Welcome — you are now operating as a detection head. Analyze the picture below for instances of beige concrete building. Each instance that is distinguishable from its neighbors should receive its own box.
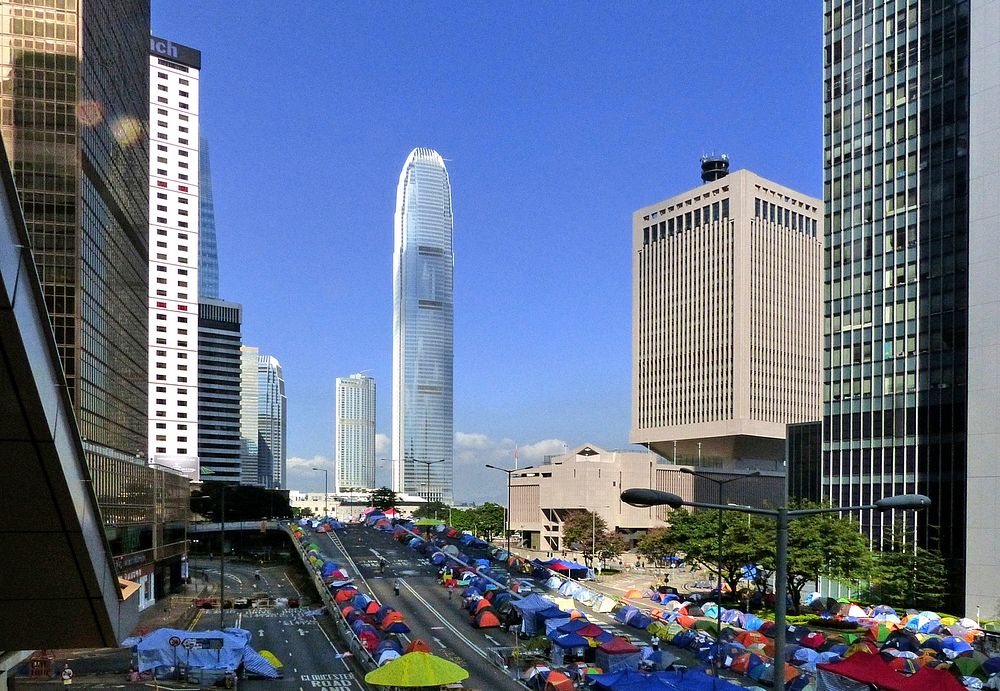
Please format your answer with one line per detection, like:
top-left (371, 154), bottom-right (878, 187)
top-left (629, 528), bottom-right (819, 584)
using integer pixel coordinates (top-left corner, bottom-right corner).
top-left (631, 159), bottom-right (823, 464)
top-left (509, 444), bottom-right (784, 552)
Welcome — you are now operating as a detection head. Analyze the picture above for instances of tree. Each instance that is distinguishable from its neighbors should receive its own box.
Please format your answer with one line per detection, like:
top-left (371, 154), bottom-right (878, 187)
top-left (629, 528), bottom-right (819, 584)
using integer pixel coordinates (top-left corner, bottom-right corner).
top-left (637, 528), bottom-right (677, 563)
top-left (291, 506), bottom-right (314, 519)
top-left (868, 527), bottom-right (949, 611)
top-left (448, 508), bottom-right (474, 532)
top-left (369, 487), bottom-right (397, 512)
top-left (413, 501), bottom-right (450, 520)
top-left (468, 503), bottom-right (506, 541)
top-left (561, 510), bottom-right (608, 552)
top-left (784, 504), bottom-right (873, 612)
top-left (595, 531), bottom-right (628, 569)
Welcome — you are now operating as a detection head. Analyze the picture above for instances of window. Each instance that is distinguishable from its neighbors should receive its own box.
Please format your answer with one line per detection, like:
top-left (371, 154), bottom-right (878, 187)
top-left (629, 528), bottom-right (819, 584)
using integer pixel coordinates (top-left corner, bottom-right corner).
top-left (755, 198), bottom-right (760, 217)
top-left (179, 90), bottom-right (189, 97)
top-left (157, 108), bottom-right (167, 116)
top-left (156, 192), bottom-right (167, 199)
top-left (158, 84), bottom-right (168, 92)
top-left (179, 78), bottom-right (188, 85)
top-left (722, 198), bottom-right (730, 219)
top-left (157, 144), bottom-right (167, 152)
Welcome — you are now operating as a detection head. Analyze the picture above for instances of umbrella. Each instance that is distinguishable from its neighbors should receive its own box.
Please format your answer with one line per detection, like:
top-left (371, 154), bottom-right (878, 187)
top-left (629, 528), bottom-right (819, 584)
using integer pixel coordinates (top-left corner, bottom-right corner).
top-left (364, 652), bottom-right (469, 687)
top-left (413, 518), bottom-right (445, 526)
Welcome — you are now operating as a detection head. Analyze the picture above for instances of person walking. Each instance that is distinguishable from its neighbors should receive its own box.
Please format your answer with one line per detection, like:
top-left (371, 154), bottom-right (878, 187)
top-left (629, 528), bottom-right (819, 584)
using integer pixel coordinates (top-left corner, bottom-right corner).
top-left (393, 580), bottom-right (400, 597)
top-left (651, 634), bottom-right (660, 652)
top-left (254, 569), bottom-right (261, 584)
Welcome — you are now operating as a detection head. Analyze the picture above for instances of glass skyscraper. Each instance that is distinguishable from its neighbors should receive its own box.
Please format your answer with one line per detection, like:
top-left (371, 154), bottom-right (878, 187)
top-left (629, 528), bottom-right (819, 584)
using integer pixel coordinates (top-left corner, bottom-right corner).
top-left (822, 0), bottom-right (974, 611)
top-left (392, 148), bottom-right (454, 503)
top-left (257, 353), bottom-right (286, 489)
top-left (198, 135), bottom-right (219, 299)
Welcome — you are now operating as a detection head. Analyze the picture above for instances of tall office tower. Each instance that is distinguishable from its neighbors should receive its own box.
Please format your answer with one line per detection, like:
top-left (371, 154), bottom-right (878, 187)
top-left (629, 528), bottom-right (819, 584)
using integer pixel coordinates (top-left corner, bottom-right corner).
top-left (239, 346), bottom-right (260, 486)
top-left (148, 37), bottom-right (201, 479)
top-left (197, 299), bottom-right (242, 482)
top-left (0, 2), bottom-right (149, 463)
top-left (821, 0), bottom-right (998, 614)
top-left (631, 159), bottom-right (823, 467)
top-left (336, 373), bottom-right (376, 493)
top-left (198, 136), bottom-right (219, 299)
top-left (257, 353), bottom-right (287, 489)
top-left (392, 148), bottom-right (455, 503)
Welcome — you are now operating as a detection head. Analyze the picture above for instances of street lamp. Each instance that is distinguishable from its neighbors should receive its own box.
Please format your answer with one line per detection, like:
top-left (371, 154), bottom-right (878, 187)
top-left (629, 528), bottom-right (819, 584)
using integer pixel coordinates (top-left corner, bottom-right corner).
top-left (679, 467), bottom-right (759, 679)
top-left (412, 458), bottom-right (445, 504)
top-left (312, 467), bottom-right (329, 517)
top-left (216, 483), bottom-right (241, 630)
top-left (484, 464), bottom-right (516, 556)
top-left (621, 487), bottom-right (930, 687)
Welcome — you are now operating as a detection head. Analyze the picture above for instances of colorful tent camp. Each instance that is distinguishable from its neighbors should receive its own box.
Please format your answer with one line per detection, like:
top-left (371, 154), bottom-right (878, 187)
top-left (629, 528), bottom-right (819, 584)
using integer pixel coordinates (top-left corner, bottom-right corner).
top-left (472, 607), bottom-right (502, 628)
top-left (817, 652), bottom-right (967, 691)
top-left (363, 651), bottom-right (469, 687)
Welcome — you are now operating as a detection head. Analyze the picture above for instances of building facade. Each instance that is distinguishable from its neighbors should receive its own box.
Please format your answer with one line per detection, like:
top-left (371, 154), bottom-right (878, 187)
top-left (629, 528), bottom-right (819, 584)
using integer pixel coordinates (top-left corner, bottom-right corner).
top-left (258, 353), bottom-right (287, 489)
top-left (198, 135), bottom-right (219, 299)
top-left (197, 298), bottom-right (242, 482)
top-left (966, 0), bottom-right (1000, 620)
top-left (239, 345), bottom-right (260, 486)
top-left (509, 444), bottom-right (785, 552)
top-left (0, 0), bottom-right (150, 464)
top-left (336, 373), bottom-right (376, 493)
top-left (631, 162), bottom-right (823, 466)
top-left (392, 148), bottom-right (455, 503)
top-left (821, 0), bottom-right (989, 613)
top-left (148, 36), bottom-right (201, 480)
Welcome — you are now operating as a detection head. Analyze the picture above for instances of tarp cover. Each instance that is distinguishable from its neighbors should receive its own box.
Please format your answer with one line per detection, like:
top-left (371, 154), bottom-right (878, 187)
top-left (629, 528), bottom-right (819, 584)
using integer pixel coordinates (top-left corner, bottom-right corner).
top-left (816, 652), bottom-right (966, 691)
top-left (135, 628), bottom-right (277, 677)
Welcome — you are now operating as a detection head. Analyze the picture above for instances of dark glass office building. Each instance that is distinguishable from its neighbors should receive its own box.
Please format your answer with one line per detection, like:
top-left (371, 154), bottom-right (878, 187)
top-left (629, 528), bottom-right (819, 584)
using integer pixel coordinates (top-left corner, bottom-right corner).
top-left (822, 0), bottom-right (971, 611)
top-left (198, 298), bottom-right (243, 483)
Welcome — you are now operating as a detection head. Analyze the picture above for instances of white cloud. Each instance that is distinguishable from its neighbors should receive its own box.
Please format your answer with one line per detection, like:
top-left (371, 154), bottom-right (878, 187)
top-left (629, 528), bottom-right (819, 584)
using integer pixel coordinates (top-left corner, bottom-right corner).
top-left (286, 455), bottom-right (333, 492)
top-left (453, 432), bottom-right (569, 504)
top-left (375, 433), bottom-right (391, 455)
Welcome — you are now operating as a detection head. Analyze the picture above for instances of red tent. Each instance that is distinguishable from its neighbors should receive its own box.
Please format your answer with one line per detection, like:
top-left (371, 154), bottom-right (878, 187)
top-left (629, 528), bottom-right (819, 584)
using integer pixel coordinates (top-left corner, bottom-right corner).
top-left (576, 624), bottom-right (607, 638)
top-left (818, 652), bottom-right (966, 691)
top-left (597, 637), bottom-right (640, 654)
top-left (473, 608), bottom-right (502, 628)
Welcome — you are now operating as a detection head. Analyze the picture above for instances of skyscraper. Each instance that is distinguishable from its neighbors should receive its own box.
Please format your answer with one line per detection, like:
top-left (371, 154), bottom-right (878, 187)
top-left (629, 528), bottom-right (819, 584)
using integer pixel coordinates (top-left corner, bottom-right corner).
top-left (239, 345), bottom-right (260, 486)
top-left (631, 160), bottom-right (823, 467)
top-left (821, 0), bottom-right (999, 614)
top-left (0, 1), bottom-right (149, 461)
top-left (257, 353), bottom-right (287, 489)
top-left (199, 135), bottom-right (219, 299)
top-left (392, 148), bottom-right (454, 503)
top-left (148, 36), bottom-right (201, 479)
top-left (198, 298), bottom-right (242, 482)
top-left (336, 373), bottom-right (376, 493)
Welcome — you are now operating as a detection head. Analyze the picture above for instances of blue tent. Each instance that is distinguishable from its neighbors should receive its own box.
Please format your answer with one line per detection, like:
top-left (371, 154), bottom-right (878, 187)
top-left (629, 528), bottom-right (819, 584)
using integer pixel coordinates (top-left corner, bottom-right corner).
top-left (550, 632), bottom-right (589, 649)
top-left (135, 628), bottom-right (278, 679)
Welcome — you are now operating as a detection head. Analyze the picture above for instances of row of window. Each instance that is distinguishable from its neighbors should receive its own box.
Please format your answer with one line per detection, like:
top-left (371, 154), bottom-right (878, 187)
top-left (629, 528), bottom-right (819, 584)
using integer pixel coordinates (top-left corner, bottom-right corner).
top-left (641, 199), bottom-right (731, 245)
top-left (754, 198), bottom-right (819, 236)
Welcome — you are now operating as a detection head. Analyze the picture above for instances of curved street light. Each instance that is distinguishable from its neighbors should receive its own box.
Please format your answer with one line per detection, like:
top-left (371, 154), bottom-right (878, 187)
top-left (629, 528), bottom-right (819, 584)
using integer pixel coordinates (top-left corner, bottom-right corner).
top-left (621, 487), bottom-right (930, 685)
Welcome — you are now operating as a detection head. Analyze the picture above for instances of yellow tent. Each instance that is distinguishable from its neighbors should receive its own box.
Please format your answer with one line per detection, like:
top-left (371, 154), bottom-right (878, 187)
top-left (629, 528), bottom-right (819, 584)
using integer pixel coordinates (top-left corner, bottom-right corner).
top-left (258, 650), bottom-right (283, 670)
top-left (364, 652), bottom-right (469, 688)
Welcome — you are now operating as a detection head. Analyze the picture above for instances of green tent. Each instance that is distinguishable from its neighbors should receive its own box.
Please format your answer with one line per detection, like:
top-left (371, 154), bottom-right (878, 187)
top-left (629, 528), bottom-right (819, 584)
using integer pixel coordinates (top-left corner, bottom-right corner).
top-left (364, 651), bottom-right (469, 687)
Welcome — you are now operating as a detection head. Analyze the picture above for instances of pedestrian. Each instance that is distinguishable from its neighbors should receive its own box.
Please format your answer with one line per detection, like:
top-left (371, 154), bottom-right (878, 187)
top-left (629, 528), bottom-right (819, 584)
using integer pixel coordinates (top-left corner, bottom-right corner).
top-left (254, 569), bottom-right (261, 583)
top-left (651, 634), bottom-right (660, 651)
top-left (448, 588), bottom-right (453, 602)
top-left (393, 580), bottom-right (400, 596)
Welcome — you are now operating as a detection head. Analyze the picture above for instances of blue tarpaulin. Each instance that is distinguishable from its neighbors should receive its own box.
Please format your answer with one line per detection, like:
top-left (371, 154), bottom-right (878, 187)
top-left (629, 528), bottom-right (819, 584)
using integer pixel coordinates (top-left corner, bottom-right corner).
top-left (135, 628), bottom-right (278, 678)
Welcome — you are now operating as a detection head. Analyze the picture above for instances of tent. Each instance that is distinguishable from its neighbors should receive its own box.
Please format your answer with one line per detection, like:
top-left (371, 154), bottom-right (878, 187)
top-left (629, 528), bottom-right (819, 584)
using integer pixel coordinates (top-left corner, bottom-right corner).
top-left (363, 652), bottom-right (469, 687)
top-left (550, 632), bottom-right (589, 650)
top-left (472, 608), bottom-right (502, 628)
top-left (134, 628), bottom-right (278, 679)
top-left (594, 636), bottom-right (642, 673)
top-left (817, 651), bottom-right (967, 691)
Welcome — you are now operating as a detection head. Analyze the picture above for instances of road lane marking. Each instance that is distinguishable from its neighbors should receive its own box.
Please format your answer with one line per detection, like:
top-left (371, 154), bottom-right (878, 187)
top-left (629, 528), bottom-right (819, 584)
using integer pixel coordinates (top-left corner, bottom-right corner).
top-left (397, 579), bottom-right (490, 661)
top-left (485, 634), bottom-right (501, 645)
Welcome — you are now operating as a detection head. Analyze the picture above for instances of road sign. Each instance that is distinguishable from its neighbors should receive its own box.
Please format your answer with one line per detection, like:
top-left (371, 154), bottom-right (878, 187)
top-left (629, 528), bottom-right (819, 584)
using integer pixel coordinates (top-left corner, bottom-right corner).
top-left (182, 638), bottom-right (197, 650)
top-left (168, 636), bottom-right (182, 647)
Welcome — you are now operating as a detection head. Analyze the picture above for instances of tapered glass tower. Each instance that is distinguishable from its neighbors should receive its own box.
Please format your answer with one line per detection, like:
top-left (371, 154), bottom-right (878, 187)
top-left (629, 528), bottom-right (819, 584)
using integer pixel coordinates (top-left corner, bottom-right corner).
top-left (392, 148), bottom-right (454, 503)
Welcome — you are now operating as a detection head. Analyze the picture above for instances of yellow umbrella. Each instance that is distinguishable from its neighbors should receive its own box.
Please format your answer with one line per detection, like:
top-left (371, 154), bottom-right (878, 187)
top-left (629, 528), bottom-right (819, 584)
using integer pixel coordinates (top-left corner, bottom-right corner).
top-left (258, 650), bottom-right (283, 669)
top-left (364, 652), bottom-right (469, 688)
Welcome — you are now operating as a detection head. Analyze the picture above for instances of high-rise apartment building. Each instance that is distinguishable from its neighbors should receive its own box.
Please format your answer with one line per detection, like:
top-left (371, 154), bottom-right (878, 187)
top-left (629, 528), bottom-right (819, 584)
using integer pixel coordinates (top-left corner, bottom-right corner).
top-left (392, 148), bottom-right (455, 503)
top-left (239, 345), bottom-right (260, 486)
top-left (631, 160), bottom-right (823, 466)
top-left (199, 135), bottom-right (219, 299)
top-left (336, 373), bottom-right (376, 493)
top-left (0, 1), bottom-right (150, 463)
top-left (258, 353), bottom-right (287, 489)
top-left (148, 36), bottom-right (201, 479)
top-left (197, 298), bottom-right (242, 482)
top-left (821, 0), bottom-right (997, 614)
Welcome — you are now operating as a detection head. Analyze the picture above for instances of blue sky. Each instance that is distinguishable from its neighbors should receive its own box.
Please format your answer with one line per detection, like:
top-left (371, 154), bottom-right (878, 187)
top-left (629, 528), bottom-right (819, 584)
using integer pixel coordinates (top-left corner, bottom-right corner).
top-left (152, 2), bottom-right (822, 502)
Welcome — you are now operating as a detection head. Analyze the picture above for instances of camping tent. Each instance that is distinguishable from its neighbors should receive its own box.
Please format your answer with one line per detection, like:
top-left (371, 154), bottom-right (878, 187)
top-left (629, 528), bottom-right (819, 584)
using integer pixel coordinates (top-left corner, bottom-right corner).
top-left (594, 636), bottom-right (642, 673)
top-left (472, 608), bottom-right (502, 628)
top-left (817, 652), bottom-right (966, 691)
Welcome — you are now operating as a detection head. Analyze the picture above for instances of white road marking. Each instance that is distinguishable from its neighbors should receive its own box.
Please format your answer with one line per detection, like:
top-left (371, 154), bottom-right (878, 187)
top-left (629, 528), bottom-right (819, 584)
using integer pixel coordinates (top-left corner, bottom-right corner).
top-left (432, 637), bottom-right (445, 647)
top-left (285, 572), bottom-right (302, 597)
top-left (397, 580), bottom-right (491, 661)
top-left (485, 634), bottom-right (501, 645)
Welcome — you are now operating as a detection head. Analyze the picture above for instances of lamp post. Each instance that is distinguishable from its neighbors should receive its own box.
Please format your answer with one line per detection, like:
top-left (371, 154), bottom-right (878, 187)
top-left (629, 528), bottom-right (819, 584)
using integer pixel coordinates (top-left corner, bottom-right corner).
top-left (620, 487), bottom-right (930, 687)
top-left (312, 467), bottom-right (329, 518)
top-left (412, 458), bottom-right (445, 505)
top-left (679, 467), bottom-right (760, 679)
top-left (484, 464), bottom-right (516, 556)
top-left (217, 483), bottom-right (241, 630)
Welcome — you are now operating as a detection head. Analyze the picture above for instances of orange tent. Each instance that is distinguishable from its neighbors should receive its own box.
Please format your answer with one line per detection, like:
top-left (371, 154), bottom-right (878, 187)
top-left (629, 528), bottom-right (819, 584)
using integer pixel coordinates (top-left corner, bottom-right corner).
top-left (730, 653), bottom-right (753, 675)
top-left (474, 599), bottom-right (492, 614)
top-left (677, 615), bottom-right (696, 628)
top-left (405, 639), bottom-right (431, 653)
top-left (624, 588), bottom-right (643, 599)
top-left (736, 631), bottom-right (768, 648)
top-left (380, 611), bottom-right (405, 631)
top-left (365, 601), bottom-right (381, 615)
top-left (473, 608), bottom-right (502, 628)
top-left (334, 589), bottom-right (358, 603)
top-left (544, 670), bottom-right (574, 691)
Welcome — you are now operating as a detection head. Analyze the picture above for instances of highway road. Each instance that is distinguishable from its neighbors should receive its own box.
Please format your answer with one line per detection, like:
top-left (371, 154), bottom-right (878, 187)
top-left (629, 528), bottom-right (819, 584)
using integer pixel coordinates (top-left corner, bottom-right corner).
top-left (318, 524), bottom-right (524, 691)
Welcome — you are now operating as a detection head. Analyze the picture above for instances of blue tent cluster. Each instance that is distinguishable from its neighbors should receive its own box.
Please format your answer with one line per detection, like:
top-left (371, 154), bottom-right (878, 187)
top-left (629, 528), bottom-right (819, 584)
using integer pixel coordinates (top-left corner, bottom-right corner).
top-left (129, 628), bottom-right (279, 682)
